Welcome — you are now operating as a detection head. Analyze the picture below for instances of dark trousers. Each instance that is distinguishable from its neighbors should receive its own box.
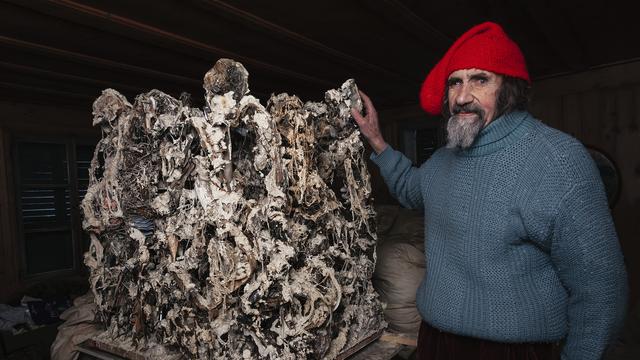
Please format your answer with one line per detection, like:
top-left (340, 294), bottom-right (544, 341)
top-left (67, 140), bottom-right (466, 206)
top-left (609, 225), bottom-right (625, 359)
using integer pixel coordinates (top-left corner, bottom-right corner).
top-left (415, 321), bottom-right (561, 360)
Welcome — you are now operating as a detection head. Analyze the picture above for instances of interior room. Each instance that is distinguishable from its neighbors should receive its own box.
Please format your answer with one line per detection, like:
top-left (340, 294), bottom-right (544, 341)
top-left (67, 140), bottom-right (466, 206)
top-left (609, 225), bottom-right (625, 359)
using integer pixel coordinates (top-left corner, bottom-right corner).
top-left (1, 1), bottom-right (638, 359)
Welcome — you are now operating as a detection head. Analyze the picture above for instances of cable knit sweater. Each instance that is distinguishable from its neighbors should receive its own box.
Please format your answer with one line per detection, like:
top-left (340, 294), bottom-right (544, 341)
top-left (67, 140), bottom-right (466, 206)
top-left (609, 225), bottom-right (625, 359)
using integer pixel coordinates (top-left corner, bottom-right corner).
top-left (371, 111), bottom-right (628, 359)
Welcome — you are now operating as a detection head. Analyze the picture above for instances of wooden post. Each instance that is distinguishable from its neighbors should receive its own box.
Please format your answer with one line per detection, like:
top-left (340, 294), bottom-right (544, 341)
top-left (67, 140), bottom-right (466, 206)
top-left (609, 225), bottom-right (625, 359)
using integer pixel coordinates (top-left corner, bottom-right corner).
top-left (0, 126), bottom-right (19, 302)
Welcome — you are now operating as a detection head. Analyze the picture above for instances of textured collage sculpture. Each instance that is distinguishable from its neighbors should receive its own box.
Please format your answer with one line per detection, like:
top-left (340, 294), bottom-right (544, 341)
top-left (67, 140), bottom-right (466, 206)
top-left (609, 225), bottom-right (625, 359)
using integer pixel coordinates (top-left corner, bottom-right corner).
top-left (81, 59), bottom-right (385, 359)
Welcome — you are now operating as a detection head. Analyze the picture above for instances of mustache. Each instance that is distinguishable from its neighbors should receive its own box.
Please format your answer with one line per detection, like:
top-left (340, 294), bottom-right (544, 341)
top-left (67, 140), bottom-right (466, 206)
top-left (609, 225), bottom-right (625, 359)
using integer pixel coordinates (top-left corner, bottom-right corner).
top-left (451, 104), bottom-right (485, 118)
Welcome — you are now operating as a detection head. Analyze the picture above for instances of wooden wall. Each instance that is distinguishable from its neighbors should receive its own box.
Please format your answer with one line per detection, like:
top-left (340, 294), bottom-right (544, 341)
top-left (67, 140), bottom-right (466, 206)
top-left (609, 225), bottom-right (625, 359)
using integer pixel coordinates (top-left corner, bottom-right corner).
top-left (0, 100), bottom-right (97, 303)
top-left (530, 61), bottom-right (640, 305)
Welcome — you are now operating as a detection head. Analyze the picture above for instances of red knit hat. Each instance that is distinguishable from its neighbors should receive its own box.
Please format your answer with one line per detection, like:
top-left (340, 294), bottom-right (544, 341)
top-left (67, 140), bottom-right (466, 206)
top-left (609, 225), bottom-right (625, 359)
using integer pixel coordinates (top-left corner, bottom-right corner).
top-left (419, 22), bottom-right (530, 115)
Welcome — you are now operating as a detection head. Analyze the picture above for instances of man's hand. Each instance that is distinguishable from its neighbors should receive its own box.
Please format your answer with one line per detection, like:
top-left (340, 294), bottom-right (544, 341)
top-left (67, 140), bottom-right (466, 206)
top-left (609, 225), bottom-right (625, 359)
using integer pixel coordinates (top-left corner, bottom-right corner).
top-left (351, 91), bottom-right (388, 154)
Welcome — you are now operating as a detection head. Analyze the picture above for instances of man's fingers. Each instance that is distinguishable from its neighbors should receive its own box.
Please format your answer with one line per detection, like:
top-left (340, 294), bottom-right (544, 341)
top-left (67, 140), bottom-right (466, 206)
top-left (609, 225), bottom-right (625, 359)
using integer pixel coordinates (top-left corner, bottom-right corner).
top-left (350, 108), bottom-right (366, 125)
top-left (359, 90), bottom-right (376, 117)
top-left (358, 90), bottom-right (370, 103)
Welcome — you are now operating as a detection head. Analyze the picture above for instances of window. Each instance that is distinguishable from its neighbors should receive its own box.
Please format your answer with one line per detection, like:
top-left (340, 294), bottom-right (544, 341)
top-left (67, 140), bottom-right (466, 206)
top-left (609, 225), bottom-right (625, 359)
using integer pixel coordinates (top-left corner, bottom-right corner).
top-left (14, 138), bottom-right (95, 277)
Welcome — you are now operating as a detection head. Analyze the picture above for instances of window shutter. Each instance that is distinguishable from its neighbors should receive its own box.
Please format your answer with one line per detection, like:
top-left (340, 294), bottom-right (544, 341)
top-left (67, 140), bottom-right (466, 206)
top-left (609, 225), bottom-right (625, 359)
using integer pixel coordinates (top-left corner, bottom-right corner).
top-left (15, 141), bottom-right (94, 275)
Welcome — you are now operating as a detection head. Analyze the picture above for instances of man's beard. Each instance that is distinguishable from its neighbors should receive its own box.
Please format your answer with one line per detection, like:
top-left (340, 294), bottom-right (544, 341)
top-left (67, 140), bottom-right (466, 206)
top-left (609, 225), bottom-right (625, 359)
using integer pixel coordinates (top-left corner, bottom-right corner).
top-left (445, 104), bottom-right (486, 149)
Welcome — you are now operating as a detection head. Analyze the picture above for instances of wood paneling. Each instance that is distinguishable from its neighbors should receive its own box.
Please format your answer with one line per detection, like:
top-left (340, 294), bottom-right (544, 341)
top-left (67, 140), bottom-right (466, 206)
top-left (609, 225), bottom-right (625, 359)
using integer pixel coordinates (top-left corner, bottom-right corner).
top-left (531, 61), bottom-right (640, 305)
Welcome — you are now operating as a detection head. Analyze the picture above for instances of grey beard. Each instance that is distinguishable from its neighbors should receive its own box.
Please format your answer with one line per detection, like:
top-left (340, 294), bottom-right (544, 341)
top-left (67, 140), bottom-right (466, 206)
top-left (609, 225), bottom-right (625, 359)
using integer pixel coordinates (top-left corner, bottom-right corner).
top-left (445, 114), bottom-right (484, 149)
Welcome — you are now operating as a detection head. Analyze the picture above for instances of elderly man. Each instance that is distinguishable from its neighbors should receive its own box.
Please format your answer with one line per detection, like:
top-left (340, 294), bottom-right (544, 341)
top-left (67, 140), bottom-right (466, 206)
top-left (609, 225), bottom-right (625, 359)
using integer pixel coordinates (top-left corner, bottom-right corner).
top-left (352, 22), bottom-right (628, 360)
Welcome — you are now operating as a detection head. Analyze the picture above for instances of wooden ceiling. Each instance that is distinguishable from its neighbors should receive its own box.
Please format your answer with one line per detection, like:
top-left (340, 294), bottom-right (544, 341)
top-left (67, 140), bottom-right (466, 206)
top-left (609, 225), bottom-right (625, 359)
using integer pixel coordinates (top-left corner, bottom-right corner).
top-left (1, 0), bottom-right (637, 111)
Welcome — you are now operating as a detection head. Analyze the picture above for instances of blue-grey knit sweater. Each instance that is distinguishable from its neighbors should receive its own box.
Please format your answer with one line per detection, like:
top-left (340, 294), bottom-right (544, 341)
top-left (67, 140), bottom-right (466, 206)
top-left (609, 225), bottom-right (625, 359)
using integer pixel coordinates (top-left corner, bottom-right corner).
top-left (371, 111), bottom-right (628, 359)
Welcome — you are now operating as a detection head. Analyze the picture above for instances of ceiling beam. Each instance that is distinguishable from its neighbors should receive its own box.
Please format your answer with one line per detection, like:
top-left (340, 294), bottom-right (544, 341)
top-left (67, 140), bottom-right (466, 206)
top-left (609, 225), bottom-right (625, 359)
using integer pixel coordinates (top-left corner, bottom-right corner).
top-left (192, 0), bottom-right (415, 84)
top-left (0, 38), bottom-right (302, 107)
top-left (362, 0), bottom-right (451, 52)
top-left (0, 35), bottom-right (201, 87)
top-left (0, 37), bottom-right (279, 101)
top-left (0, 61), bottom-right (146, 94)
top-left (9, 0), bottom-right (335, 87)
top-left (523, 0), bottom-right (586, 71)
top-left (0, 81), bottom-right (94, 100)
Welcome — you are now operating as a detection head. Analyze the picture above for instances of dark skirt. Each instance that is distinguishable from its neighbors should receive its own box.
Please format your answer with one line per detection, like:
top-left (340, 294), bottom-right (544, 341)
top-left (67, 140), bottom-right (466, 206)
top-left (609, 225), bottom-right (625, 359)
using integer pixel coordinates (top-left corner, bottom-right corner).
top-left (415, 321), bottom-right (561, 360)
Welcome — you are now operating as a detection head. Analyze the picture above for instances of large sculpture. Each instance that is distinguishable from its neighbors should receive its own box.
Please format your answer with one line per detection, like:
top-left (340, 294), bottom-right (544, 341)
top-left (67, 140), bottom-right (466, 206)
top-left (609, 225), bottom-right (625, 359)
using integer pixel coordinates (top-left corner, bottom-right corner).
top-left (81, 59), bottom-right (385, 359)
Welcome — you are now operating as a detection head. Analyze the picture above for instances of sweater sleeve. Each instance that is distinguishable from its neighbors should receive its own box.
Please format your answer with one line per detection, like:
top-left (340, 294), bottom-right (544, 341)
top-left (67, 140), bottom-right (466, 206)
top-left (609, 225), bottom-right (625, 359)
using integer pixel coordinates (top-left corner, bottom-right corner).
top-left (550, 180), bottom-right (628, 360)
top-left (370, 145), bottom-right (424, 210)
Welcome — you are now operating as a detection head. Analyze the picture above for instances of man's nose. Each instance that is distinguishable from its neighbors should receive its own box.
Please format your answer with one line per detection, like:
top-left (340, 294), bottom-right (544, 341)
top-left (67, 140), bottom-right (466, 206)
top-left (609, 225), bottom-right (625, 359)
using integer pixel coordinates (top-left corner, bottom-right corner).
top-left (455, 82), bottom-right (474, 105)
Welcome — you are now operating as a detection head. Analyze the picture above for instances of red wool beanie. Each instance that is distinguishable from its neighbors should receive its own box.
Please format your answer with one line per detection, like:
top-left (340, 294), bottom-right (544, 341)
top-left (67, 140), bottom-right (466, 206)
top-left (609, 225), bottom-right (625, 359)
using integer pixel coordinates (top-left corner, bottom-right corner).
top-left (419, 22), bottom-right (530, 115)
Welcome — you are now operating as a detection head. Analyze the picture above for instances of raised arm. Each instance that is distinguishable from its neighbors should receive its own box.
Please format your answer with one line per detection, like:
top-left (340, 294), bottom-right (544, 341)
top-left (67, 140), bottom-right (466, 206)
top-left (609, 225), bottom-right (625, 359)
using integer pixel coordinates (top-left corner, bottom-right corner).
top-left (351, 91), bottom-right (388, 154)
top-left (351, 90), bottom-right (424, 210)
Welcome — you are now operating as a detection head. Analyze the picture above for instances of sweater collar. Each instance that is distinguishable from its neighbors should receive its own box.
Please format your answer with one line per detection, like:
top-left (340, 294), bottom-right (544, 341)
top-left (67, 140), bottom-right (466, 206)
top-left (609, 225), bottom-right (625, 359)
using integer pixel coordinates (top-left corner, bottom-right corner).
top-left (457, 110), bottom-right (532, 157)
